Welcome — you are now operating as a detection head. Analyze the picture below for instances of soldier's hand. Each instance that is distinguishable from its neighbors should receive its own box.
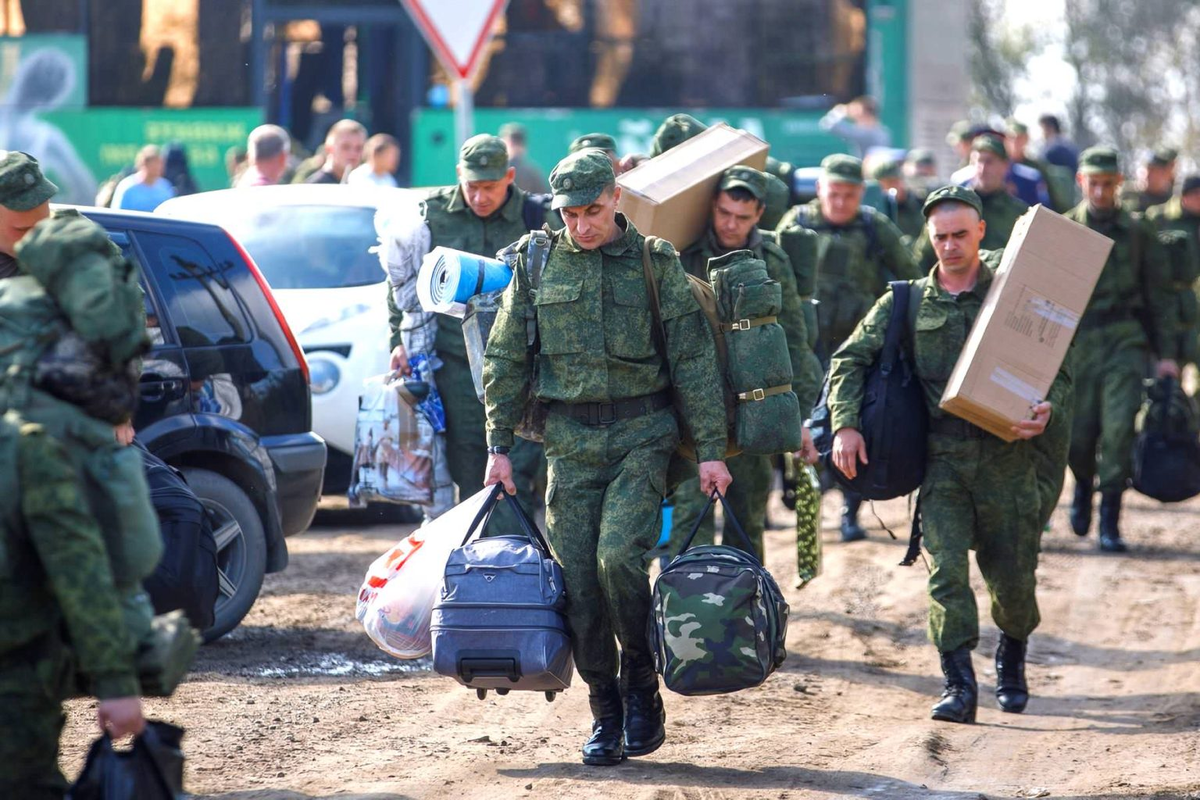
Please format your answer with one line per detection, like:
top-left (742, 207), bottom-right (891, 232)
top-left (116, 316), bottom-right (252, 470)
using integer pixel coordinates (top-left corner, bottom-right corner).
top-left (794, 426), bottom-right (819, 465)
top-left (832, 428), bottom-right (868, 479)
top-left (1012, 401), bottom-right (1052, 440)
top-left (1157, 359), bottom-right (1182, 380)
top-left (699, 460), bottom-right (733, 496)
top-left (389, 345), bottom-right (411, 376)
top-left (484, 453), bottom-right (516, 495)
top-left (113, 421), bottom-right (135, 447)
top-left (97, 697), bottom-right (145, 738)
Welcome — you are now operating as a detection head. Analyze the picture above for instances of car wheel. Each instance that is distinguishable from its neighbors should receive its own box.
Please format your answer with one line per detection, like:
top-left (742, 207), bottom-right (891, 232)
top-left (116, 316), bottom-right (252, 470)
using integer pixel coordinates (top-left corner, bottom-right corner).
top-left (182, 468), bottom-right (268, 642)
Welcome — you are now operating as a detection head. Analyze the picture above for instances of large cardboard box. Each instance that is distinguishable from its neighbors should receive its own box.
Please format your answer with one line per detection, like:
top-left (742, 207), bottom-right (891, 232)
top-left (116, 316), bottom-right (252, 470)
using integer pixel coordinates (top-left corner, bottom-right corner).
top-left (616, 123), bottom-right (768, 251)
top-left (940, 205), bottom-right (1114, 441)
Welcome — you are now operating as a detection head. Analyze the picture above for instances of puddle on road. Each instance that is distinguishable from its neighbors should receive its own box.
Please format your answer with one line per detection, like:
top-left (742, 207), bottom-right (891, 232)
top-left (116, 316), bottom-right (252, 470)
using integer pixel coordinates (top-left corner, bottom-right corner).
top-left (249, 654), bottom-right (431, 679)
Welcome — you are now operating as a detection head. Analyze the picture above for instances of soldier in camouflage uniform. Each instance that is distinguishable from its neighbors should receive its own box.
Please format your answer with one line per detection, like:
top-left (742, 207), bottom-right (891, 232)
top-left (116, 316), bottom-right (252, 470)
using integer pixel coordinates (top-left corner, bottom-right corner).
top-left (1148, 173), bottom-right (1200, 368)
top-left (0, 151), bottom-right (54, 278)
top-left (483, 150), bottom-right (730, 766)
top-left (1065, 147), bottom-right (1181, 552)
top-left (872, 159), bottom-right (925, 244)
top-left (913, 135), bottom-right (1029, 269)
top-left (668, 166), bottom-right (822, 558)
top-left (828, 186), bottom-right (1070, 724)
top-left (1005, 118), bottom-right (1074, 213)
top-left (386, 135), bottom-right (547, 517)
top-left (776, 154), bottom-right (920, 541)
top-left (569, 133), bottom-right (621, 176)
top-left (1125, 147), bottom-right (1177, 214)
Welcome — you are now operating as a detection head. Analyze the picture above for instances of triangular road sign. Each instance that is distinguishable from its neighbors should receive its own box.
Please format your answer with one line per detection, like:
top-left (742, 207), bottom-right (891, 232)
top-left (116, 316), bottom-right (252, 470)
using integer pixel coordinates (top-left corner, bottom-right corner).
top-left (400, 0), bottom-right (509, 80)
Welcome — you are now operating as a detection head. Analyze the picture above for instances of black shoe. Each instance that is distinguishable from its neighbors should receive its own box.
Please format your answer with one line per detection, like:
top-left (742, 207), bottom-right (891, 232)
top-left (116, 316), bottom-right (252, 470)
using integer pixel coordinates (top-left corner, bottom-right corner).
top-left (931, 647), bottom-right (977, 724)
top-left (1069, 482), bottom-right (1092, 537)
top-left (621, 656), bottom-right (665, 757)
top-left (581, 682), bottom-right (625, 766)
top-left (1098, 491), bottom-right (1128, 553)
top-left (995, 634), bottom-right (1029, 713)
top-left (840, 493), bottom-right (867, 542)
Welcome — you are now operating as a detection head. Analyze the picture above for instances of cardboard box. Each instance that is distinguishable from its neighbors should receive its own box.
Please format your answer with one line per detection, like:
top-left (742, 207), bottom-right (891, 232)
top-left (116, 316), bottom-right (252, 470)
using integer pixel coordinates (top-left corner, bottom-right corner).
top-left (617, 123), bottom-right (768, 251)
top-left (940, 205), bottom-right (1114, 441)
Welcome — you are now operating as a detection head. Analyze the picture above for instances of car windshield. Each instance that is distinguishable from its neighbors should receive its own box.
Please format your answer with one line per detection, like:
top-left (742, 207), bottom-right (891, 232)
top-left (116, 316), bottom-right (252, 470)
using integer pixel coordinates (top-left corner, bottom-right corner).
top-left (223, 205), bottom-right (383, 290)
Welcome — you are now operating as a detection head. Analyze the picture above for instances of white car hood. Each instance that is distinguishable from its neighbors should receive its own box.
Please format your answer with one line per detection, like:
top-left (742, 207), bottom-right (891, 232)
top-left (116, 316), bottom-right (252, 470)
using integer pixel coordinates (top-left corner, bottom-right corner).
top-left (273, 281), bottom-right (388, 345)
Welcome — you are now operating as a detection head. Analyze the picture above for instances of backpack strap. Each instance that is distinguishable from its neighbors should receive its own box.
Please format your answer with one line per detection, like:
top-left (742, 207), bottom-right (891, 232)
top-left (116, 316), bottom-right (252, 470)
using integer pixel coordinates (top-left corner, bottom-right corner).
top-left (524, 230), bottom-right (552, 348)
top-left (880, 280), bottom-right (912, 375)
top-left (641, 236), bottom-right (669, 357)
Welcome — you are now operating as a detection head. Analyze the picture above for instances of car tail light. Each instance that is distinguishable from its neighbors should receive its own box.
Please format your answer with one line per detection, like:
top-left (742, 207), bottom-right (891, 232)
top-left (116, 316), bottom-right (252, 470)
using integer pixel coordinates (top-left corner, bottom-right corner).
top-left (226, 231), bottom-right (310, 383)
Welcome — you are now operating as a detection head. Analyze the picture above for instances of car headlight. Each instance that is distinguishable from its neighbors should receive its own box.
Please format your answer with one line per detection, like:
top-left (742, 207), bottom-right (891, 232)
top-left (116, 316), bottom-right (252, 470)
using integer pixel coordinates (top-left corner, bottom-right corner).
top-left (309, 358), bottom-right (340, 395)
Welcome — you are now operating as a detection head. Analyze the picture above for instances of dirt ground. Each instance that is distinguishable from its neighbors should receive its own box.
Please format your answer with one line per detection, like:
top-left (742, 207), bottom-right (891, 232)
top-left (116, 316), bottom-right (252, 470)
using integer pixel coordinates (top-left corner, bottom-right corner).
top-left (60, 486), bottom-right (1200, 800)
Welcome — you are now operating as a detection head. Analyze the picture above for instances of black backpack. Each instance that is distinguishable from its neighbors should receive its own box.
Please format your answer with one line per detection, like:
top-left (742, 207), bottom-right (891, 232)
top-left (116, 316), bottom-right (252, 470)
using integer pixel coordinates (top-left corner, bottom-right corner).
top-left (811, 280), bottom-right (928, 502)
top-left (1133, 377), bottom-right (1200, 503)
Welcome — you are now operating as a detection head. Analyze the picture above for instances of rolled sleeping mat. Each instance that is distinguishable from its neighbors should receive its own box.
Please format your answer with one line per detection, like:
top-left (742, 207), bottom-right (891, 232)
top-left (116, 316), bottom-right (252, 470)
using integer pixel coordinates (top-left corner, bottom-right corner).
top-left (417, 246), bottom-right (513, 318)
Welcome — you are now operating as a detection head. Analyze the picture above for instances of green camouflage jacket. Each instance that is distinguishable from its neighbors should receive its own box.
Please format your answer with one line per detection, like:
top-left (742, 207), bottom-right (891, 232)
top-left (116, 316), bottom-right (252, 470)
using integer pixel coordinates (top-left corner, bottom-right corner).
top-left (387, 184), bottom-right (541, 358)
top-left (484, 216), bottom-right (727, 462)
top-left (914, 188), bottom-right (1029, 269)
top-left (0, 412), bottom-right (139, 700)
top-left (828, 252), bottom-right (1072, 433)
top-left (776, 199), bottom-right (920, 351)
top-left (680, 226), bottom-right (822, 412)
top-left (1064, 203), bottom-right (1180, 360)
top-left (1148, 197), bottom-right (1200, 260)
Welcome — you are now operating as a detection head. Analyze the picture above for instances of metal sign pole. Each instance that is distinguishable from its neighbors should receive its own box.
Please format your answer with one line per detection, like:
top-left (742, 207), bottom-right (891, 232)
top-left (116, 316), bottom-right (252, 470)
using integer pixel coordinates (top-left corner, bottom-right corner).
top-left (455, 77), bottom-right (474, 150)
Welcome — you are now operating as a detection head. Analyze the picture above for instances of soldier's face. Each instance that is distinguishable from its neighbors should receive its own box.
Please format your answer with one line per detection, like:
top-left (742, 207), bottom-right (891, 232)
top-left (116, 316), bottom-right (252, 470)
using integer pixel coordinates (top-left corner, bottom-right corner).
top-left (817, 179), bottom-right (864, 226)
top-left (971, 151), bottom-right (1009, 194)
top-left (927, 203), bottom-right (985, 274)
top-left (878, 177), bottom-right (905, 198)
top-left (0, 202), bottom-right (50, 256)
top-left (460, 166), bottom-right (516, 218)
top-left (711, 192), bottom-right (764, 250)
top-left (328, 132), bottom-right (366, 175)
top-left (1005, 133), bottom-right (1027, 161)
top-left (561, 187), bottom-right (622, 250)
top-left (1182, 190), bottom-right (1200, 215)
top-left (1145, 163), bottom-right (1176, 194)
top-left (1079, 172), bottom-right (1122, 211)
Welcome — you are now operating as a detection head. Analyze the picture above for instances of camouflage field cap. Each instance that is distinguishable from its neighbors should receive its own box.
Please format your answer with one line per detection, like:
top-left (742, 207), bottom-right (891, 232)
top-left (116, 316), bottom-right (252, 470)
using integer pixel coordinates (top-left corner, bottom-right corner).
top-left (922, 185), bottom-right (984, 218)
top-left (718, 165), bottom-right (768, 201)
top-left (549, 149), bottom-right (615, 210)
top-left (1005, 117), bottom-right (1029, 137)
top-left (872, 159), bottom-right (903, 180)
top-left (821, 154), bottom-right (863, 185)
top-left (906, 147), bottom-right (936, 167)
top-left (971, 134), bottom-right (1008, 160)
top-left (1148, 147), bottom-right (1179, 167)
top-left (1078, 146), bottom-right (1121, 175)
top-left (945, 119), bottom-right (972, 146)
top-left (0, 151), bottom-right (58, 211)
top-left (568, 133), bottom-right (617, 155)
top-left (650, 113), bottom-right (707, 157)
top-left (1183, 174), bottom-right (1200, 195)
top-left (458, 134), bottom-right (510, 182)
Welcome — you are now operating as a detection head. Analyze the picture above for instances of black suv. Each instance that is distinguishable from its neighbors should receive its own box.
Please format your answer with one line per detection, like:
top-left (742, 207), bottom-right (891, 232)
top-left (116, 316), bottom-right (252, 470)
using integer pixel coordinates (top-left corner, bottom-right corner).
top-left (81, 208), bottom-right (326, 640)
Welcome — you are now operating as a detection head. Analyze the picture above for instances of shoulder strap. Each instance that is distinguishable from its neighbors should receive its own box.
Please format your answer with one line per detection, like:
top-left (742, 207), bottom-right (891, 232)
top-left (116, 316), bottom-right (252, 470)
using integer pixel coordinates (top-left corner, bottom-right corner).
top-left (906, 279), bottom-right (923, 354)
top-left (879, 280), bottom-right (912, 374)
top-left (642, 236), bottom-right (669, 357)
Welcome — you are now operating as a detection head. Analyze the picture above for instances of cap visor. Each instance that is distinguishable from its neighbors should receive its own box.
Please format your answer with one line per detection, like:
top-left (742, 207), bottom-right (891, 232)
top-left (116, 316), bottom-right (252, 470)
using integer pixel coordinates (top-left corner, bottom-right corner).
top-left (719, 179), bottom-right (764, 201)
top-left (551, 186), bottom-right (604, 210)
top-left (459, 166), bottom-right (508, 183)
top-left (5, 180), bottom-right (58, 212)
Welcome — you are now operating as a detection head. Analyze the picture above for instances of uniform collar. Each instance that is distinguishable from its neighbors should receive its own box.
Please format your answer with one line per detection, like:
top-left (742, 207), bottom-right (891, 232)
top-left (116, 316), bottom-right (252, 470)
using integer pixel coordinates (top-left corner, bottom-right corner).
top-left (444, 184), bottom-right (524, 222)
top-left (926, 258), bottom-right (993, 300)
top-left (560, 213), bottom-right (639, 255)
top-left (700, 225), bottom-right (761, 257)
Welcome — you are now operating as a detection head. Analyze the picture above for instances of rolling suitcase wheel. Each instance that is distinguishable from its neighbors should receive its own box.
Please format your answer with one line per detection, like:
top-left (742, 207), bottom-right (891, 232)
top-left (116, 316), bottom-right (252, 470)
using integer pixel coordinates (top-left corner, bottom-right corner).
top-left (496, 688), bottom-right (510, 696)
top-left (476, 688), bottom-right (487, 700)
top-left (545, 691), bottom-right (555, 702)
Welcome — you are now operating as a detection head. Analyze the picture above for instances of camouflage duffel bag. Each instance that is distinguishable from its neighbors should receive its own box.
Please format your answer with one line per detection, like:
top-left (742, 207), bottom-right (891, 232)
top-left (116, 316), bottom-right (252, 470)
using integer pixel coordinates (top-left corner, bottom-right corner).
top-left (649, 490), bottom-right (789, 695)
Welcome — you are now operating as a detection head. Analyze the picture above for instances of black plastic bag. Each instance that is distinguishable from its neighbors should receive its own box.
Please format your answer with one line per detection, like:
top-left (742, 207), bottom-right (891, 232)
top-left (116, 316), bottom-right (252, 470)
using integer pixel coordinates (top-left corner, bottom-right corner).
top-left (69, 721), bottom-right (185, 800)
top-left (1133, 377), bottom-right (1200, 503)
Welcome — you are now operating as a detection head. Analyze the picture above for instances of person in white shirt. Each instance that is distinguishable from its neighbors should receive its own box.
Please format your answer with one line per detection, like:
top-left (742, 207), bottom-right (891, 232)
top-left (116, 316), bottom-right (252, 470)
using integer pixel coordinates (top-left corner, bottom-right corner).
top-left (347, 134), bottom-right (400, 188)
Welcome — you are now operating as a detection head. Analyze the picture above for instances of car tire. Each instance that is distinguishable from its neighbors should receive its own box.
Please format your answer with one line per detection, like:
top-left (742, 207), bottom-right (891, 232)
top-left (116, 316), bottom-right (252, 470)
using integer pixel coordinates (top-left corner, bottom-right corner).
top-left (182, 468), bottom-right (268, 642)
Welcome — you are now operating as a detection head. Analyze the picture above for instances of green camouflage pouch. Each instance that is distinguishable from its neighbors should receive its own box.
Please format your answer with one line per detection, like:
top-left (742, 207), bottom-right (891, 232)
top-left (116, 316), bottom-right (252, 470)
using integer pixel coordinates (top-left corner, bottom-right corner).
top-left (791, 458), bottom-right (822, 589)
top-left (136, 610), bottom-right (201, 698)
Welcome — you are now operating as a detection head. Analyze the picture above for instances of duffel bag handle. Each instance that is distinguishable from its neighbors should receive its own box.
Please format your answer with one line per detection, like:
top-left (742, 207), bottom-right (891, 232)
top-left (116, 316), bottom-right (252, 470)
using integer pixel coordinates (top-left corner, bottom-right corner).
top-left (674, 488), bottom-right (762, 564)
top-left (462, 483), bottom-right (554, 557)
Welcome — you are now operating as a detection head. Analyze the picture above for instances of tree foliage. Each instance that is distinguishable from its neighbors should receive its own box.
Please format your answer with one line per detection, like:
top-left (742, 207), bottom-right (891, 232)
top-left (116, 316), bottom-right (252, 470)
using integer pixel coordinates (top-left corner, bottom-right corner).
top-left (968, 0), bottom-right (1039, 118)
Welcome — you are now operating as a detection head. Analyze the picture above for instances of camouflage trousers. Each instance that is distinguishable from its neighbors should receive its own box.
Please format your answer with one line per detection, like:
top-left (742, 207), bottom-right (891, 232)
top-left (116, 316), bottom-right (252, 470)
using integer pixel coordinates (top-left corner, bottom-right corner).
top-left (438, 351), bottom-right (544, 524)
top-left (0, 638), bottom-right (74, 799)
top-left (922, 432), bottom-right (1042, 652)
top-left (666, 452), bottom-right (770, 560)
top-left (542, 407), bottom-right (676, 687)
top-left (1068, 324), bottom-right (1148, 494)
top-left (1033, 375), bottom-right (1074, 528)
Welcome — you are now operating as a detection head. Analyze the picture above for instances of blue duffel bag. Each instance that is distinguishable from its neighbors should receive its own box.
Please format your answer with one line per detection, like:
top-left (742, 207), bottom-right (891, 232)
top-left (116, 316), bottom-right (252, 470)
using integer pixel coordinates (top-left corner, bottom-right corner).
top-left (431, 484), bottom-right (574, 701)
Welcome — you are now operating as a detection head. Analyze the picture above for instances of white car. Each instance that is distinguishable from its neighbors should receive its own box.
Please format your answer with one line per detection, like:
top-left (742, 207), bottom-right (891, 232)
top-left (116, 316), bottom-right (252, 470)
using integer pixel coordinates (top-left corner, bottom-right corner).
top-left (158, 185), bottom-right (422, 491)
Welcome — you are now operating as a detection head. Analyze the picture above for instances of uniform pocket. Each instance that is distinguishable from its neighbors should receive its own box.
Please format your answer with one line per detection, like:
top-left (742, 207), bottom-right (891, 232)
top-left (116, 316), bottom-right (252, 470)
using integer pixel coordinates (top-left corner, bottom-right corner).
top-left (607, 277), bottom-right (656, 359)
top-left (534, 280), bottom-right (585, 354)
top-left (914, 309), bottom-right (956, 381)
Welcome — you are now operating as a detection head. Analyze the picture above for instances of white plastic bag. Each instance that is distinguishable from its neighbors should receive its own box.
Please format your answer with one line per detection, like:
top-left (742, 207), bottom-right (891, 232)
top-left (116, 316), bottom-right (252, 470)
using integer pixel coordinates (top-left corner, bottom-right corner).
top-left (348, 373), bottom-right (436, 507)
top-left (356, 486), bottom-right (494, 659)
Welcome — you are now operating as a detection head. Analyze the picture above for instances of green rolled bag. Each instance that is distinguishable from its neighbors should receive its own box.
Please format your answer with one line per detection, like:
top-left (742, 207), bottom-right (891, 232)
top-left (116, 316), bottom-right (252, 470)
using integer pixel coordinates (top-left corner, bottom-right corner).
top-left (774, 224), bottom-right (820, 348)
top-left (707, 250), bottom-right (804, 456)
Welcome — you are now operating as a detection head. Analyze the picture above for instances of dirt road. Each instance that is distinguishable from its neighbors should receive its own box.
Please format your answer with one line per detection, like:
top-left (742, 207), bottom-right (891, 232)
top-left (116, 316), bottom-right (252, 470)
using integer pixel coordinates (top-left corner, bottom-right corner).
top-left (61, 488), bottom-right (1200, 799)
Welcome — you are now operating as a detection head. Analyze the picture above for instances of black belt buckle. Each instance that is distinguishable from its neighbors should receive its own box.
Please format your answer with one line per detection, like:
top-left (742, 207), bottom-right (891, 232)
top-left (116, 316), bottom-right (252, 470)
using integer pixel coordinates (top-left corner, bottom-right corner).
top-left (593, 402), bottom-right (618, 426)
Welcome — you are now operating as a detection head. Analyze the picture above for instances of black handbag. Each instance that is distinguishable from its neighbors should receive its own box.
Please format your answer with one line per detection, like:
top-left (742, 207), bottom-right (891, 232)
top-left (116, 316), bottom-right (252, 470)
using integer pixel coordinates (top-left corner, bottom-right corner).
top-left (69, 721), bottom-right (185, 800)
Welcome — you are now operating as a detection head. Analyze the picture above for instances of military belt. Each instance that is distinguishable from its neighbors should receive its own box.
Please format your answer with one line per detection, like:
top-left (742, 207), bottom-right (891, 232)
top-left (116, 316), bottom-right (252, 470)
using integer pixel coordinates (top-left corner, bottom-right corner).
top-left (546, 390), bottom-right (672, 427)
top-left (722, 315), bottom-right (777, 333)
top-left (1078, 307), bottom-right (1135, 331)
top-left (736, 384), bottom-right (791, 403)
top-left (929, 416), bottom-right (988, 440)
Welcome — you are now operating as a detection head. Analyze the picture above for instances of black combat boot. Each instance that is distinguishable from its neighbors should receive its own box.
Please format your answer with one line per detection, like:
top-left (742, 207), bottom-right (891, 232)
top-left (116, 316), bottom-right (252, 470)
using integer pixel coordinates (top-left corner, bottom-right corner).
top-left (621, 655), bottom-right (666, 757)
top-left (840, 492), bottom-right (867, 542)
top-left (995, 634), bottom-right (1029, 713)
top-left (1069, 482), bottom-right (1092, 537)
top-left (581, 681), bottom-right (625, 766)
top-left (930, 647), bottom-right (977, 724)
top-left (1098, 491), bottom-right (1129, 553)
